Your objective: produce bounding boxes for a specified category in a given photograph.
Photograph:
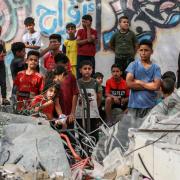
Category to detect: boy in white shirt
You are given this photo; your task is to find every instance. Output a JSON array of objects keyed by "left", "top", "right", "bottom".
[{"left": 22, "top": 17, "right": 41, "bottom": 55}]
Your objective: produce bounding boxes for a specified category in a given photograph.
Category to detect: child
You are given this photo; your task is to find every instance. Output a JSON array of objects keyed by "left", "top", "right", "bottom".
[
  {"left": 63, "top": 23, "right": 77, "bottom": 77},
  {"left": 126, "top": 40, "right": 161, "bottom": 118},
  {"left": 10, "top": 42, "right": 26, "bottom": 80},
  {"left": 76, "top": 14, "right": 98, "bottom": 78},
  {"left": 109, "top": 16, "right": 138, "bottom": 77},
  {"left": 30, "top": 81, "right": 59, "bottom": 120},
  {"left": 22, "top": 17, "right": 41, "bottom": 54},
  {"left": 76, "top": 60, "right": 102, "bottom": 140},
  {"left": 41, "top": 34, "right": 62, "bottom": 72},
  {"left": 105, "top": 64, "right": 129, "bottom": 124},
  {"left": 54, "top": 53, "right": 79, "bottom": 125},
  {"left": 93, "top": 72, "right": 105, "bottom": 119},
  {"left": 161, "top": 78, "right": 175, "bottom": 98},
  {"left": 0, "top": 44, "right": 10, "bottom": 105},
  {"left": 14, "top": 50, "right": 44, "bottom": 110}
]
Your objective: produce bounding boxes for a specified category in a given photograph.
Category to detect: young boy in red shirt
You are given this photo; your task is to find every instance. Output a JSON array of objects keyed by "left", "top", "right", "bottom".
[
  {"left": 14, "top": 50, "right": 44, "bottom": 111},
  {"left": 41, "top": 34, "right": 62, "bottom": 72},
  {"left": 76, "top": 14, "right": 97, "bottom": 78},
  {"left": 105, "top": 64, "right": 129, "bottom": 125},
  {"left": 54, "top": 53, "right": 79, "bottom": 125}
]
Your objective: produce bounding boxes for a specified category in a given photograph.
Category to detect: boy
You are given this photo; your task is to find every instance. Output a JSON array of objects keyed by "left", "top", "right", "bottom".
[
  {"left": 63, "top": 23, "right": 77, "bottom": 77},
  {"left": 93, "top": 72, "right": 105, "bottom": 119},
  {"left": 14, "top": 50, "right": 44, "bottom": 110},
  {"left": 10, "top": 42, "right": 26, "bottom": 80},
  {"left": 22, "top": 17, "right": 41, "bottom": 54},
  {"left": 126, "top": 40, "right": 161, "bottom": 118},
  {"left": 41, "top": 34, "right": 62, "bottom": 72},
  {"left": 76, "top": 60, "right": 102, "bottom": 140},
  {"left": 76, "top": 14, "right": 97, "bottom": 78},
  {"left": 0, "top": 44, "right": 10, "bottom": 105},
  {"left": 109, "top": 16, "right": 138, "bottom": 77},
  {"left": 105, "top": 64, "right": 129, "bottom": 124},
  {"left": 161, "top": 78, "right": 175, "bottom": 99},
  {"left": 54, "top": 53, "right": 79, "bottom": 124}
]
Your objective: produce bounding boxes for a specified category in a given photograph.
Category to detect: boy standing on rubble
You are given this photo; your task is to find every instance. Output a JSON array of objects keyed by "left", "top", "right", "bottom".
[
  {"left": 126, "top": 40, "right": 161, "bottom": 118},
  {"left": 76, "top": 60, "right": 102, "bottom": 140}
]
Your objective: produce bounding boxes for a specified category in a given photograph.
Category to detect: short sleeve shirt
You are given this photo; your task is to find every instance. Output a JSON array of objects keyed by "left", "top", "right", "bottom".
[
  {"left": 109, "top": 30, "right": 137, "bottom": 58},
  {"left": 77, "top": 28, "right": 97, "bottom": 56},
  {"left": 106, "top": 77, "right": 129, "bottom": 98},
  {"left": 126, "top": 59, "right": 161, "bottom": 108}
]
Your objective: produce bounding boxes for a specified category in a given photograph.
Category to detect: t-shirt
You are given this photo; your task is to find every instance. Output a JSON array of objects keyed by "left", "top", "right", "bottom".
[
  {"left": 14, "top": 70, "right": 44, "bottom": 109},
  {"left": 43, "top": 52, "right": 56, "bottom": 71},
  {"left": 30, "top": 95, "right": 54, "bottom": 120},
  {"left": 76, "top": 78, "right": 100, "bottom": 118},
  {"left": 77, "top": 28, "right": 97, "bottom": 56},
  {"left": 106, "top": 77, "right": 129, "bottom": 98},
  {"left": 63, "top": 39, "right": 77, "bottom": 66},
  {"left": 126, "top": 59, "right": 161, "bottom": 108},
  {"left": 22, "top": 31, "right": 41, "bottom": 54},
  {"left": 59, "top": 72, "right": 79, "bottom": 115},
  {"left": 10, "top": 57, "right": 26, "bottom": 80},
  {"left": 109, "top": 30, "right": 137, "bottom": 58}
]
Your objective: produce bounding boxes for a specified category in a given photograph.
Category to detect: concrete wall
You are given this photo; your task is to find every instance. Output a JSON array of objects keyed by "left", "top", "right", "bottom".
[{"left": 1, "top": 0, "right": 180, "bottom": 92}]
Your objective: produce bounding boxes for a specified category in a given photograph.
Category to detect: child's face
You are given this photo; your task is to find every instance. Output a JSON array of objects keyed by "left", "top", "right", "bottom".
[
  {"left": 46, "top": 87, "right": 56, "bottom": 100},
  {"left": 112, "top": 67, "right": 121, "bottom": 79},
  {"left": 56, "top": 62, "right": 68, "bottom": 71},
  {"left": 53, "top": 73, "right": 65, "bottom": 84},
  {"left": 26, "top": 55, "right": 39, "bottom": 69},
  {"left": 67, "top": 27, "right": 76, "bottom": 36},
  {"left": 119, "top": 19, "right": 129, "bottom": 31},
  {"left": 25, "top": 23, "right": 35, "bottom": 33},
  {"left": 80, "top": 65, "right": 93, "bottom": 78},
  {"left": 82, "top": 19, "right": 91, "bottom": 28},
  {"left": 96, "top": 76, "right": 103, "bottom": 85},
  {"left": 139, "top": 45, "right": 153, "bottom": 62},
  {"left": 17, "top": 48, "right": 26, "bottom": 58},
  {"left": 0, "top": 50, "right": 5, "bottom": 61},
  {"left": 49, "top": 38, "right": 61, "bottom": 50}
]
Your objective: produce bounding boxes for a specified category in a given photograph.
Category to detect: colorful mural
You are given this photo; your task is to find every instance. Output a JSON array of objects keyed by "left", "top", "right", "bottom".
[{"left": 0, "top": 0, "right": 180, "bottom": 93}]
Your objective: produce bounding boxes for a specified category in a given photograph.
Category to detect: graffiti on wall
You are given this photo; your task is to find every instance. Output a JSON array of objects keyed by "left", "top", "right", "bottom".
[
  {"left": 0, "top": 0, "right": 31, "bottom": 42},
  {"left": 103, "top": 0, "right": 180, "bottom": 49}
]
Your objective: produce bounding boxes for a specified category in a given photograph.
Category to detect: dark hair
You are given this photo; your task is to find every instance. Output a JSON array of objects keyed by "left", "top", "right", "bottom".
[
  {"left": 82, "top": 14, "right": 92, "bottom": 22},
  {"left": 161, "top": 78, "right": 175, "bottom": 95},
  {"left": 0, "top": 44, "right": 5, "bottom": 53},
  {"left": 111, "top": 64, "right": 121, "bottom": 71},
  {"left": 162, "top": 71, "right": 176, "bottom": 82},
  {"left": 45, "top": 65, "right": 67, "bottom": 82},
  {"left": 139, "top": 40, "right": 153, "bottom": 49},
  {"left": 24, "top": 17, "right": 35, "bottom": 25},
  {"left": 119, "top": 15, "right": 129, "bottom": 23},
  {"left": 79, "top": 60, "right": 93, "bottom": 69},
  {"left": 43, "top": 80, "right": 59, "bottom": 95},
  {"left": 49, "top": 34, "right": 61, "bottom": 43},
  {"left": 27, "top": 50, "right": 40, "bottom": 59},
  {"left": 54, "top": 53, "right": 69, "bottom": 64},
  {"left": 66, "top": 23, "right": 76, "bottom": 29},
  {"left": 93, "top": 72, "right": 104, "bottom": 79},
  {"left": 11, "top": 42, "right": 25, "bottom": 56}
]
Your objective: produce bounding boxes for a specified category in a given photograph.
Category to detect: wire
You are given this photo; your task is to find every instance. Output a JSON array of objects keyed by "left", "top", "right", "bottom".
[{"left": 138, "top": 153, "right": 155, "bottom": 180}]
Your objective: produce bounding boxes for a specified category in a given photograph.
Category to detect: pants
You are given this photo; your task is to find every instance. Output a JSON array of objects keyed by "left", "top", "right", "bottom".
[
  {"left": 115, "top": 55, "right": 134, "bottom": 78},
  {"left": 0, "top": 61, "right": 7, "bottom": 98},
  {"left": 76, "top": 55, "right": 95, "bottom": 79}
]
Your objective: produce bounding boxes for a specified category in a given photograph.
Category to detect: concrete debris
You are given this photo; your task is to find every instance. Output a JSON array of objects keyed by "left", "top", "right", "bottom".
[{"left": 0, "top": 112, "right": 71, "bottom": 178}]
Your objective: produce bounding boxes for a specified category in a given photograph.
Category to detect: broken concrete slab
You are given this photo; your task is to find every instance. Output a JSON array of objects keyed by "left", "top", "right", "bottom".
[{"left": 0, "top": 112, "right": 71, "bottom": 178}]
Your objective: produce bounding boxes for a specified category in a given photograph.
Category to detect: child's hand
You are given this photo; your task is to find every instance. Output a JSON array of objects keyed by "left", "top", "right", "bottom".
[
  {"left": 34, "top": 106, "right": 40, "bottom": 112},
  {"left": 68, "top": 113, "right": 75, "bottom": 123}
]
